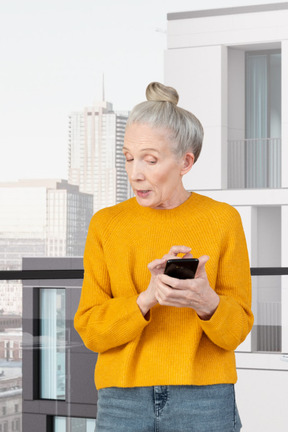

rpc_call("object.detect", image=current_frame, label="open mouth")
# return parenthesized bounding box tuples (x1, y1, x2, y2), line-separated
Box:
(136, 190, 151, 198)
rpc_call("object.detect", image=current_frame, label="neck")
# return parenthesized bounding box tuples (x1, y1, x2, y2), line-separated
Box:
(154, 189, 191, 210)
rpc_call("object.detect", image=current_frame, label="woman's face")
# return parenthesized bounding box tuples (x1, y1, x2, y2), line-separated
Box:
(123, 123, 193, 209)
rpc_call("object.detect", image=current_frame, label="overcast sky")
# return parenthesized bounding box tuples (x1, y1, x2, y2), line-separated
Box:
(0, 0, 286, 181)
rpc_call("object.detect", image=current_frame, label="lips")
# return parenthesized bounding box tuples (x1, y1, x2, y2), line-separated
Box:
(136, 190, 151, 198)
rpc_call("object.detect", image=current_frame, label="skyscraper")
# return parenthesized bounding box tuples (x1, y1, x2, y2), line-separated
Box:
(68, 100, 131, 212)
(0, 179, 93, 270)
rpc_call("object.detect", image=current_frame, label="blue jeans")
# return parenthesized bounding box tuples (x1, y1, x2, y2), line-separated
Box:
(95, 384, 242, 432)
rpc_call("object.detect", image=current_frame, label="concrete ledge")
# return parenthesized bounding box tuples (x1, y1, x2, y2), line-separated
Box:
(168, 3, 288, 21)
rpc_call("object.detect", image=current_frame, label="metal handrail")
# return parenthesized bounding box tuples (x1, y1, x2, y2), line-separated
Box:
(0, 268, 288, 280)
(0, 269, 84, 280)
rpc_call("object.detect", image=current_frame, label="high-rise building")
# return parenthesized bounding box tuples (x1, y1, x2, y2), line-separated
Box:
(68, 100, 131, 212)
(0, 179, 93, 270)
(0, 282, 22, 315)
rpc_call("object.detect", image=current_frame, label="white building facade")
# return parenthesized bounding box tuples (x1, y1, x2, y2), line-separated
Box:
(165, 3, 288, 431)
(68, 102, 130, 213)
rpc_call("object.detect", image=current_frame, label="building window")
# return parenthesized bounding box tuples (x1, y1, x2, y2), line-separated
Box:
(15, 418, 20, 431)
(246, 51, 281, 140)
(11, 418, 20, 431)
(245, 50, 281, 188)
(228, 48, 281, 189)
(40, 288, 65, 400)
(54, 416, 96, 432)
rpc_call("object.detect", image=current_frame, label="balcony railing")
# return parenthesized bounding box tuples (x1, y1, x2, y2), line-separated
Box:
(1, 266, 288, 354)
(0, 267, 288, 432)
(228, 138, 281, 189)
(1, 267, 288, 280)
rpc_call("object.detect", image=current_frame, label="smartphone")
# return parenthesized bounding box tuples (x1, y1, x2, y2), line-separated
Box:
(164, 258, 199, 279)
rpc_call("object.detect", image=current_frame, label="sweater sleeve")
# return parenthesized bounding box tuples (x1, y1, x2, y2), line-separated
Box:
(198, 207, 254, 351)
(74, 213, 150, 353)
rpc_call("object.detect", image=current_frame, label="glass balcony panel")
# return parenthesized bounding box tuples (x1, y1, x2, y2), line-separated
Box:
(39, 288, 66, 400)
(228, 138, 281, 189)
(54, 416, 96, 432)
(251, 275, 282, 352)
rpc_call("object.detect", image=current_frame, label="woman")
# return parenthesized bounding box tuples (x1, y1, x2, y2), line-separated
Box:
(74, 82, 254, 432)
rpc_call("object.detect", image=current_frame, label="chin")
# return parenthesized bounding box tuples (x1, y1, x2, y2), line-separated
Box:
(135, 196, 159, 209)
(136, 197, 152, 207)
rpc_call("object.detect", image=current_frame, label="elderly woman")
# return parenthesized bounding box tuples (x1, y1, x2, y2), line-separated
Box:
(74, 82, 254, 432)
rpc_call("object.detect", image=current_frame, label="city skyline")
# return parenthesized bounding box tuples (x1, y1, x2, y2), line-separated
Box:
(0, 179, 93, 271)
(1, 0, 286, 183)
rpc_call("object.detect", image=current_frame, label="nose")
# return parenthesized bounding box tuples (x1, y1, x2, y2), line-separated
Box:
(128, 161, 145, 181)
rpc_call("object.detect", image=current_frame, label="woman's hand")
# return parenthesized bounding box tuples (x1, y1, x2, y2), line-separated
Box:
(136, 246, 192, 317)
(154, 255, 220, 320)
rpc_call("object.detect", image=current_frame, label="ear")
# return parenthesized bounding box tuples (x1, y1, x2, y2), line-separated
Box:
(180, 152, 195, 175)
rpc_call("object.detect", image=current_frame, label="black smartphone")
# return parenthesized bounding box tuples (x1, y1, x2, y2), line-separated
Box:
(164, 258, 199, 279)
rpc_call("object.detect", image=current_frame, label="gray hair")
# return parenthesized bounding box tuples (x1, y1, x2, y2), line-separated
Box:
(126, 82, 204, 162)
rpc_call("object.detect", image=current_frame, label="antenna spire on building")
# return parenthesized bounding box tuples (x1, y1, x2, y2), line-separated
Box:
(102, 74, 105, 102)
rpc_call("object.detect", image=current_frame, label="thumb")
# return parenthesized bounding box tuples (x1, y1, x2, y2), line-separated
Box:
(195, 255, 209, 277)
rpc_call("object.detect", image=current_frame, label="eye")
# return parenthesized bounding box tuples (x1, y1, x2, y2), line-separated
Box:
(124, 152, 133, 162)
(146, 159, 157, 165)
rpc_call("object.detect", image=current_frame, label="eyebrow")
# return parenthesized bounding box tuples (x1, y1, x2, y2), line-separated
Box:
(122, 147, 160, 153)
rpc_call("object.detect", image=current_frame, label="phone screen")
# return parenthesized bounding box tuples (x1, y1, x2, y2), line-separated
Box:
(164, 258, 199, 279)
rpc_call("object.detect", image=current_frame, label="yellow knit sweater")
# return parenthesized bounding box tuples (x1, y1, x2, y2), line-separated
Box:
(74, 193, 254, 390)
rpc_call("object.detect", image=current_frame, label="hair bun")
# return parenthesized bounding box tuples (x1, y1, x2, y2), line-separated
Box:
(146, 82, 179, 105)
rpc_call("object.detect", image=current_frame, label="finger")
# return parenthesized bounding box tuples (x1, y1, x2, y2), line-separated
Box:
(182, 252, 193, 259)
(159, 274, 188, 290)
(156, 282, 190, 305)
(147, 258, 167, 271)
(162, 253, 176, 261)
(195, 255, 209, 277)
(156, 296, 187, 308)
(168, 245, 191, 256)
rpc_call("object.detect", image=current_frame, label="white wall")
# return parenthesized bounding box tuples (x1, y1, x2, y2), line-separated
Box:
(165, 45, 227, 190)
(282, 275, 288, 352)
(195, 188, 288, 206)
(167, 8, 288, 49)
(255, 207, 281, 333)
(228, 47, 245, 141)
(236, 367, 288, 432)
(281, 206, 288, 352)
(227, 48, 245, 187)
(256, 206, 281, 267)
(234, 206, 253, 352)
(281, 40, 288, 187)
